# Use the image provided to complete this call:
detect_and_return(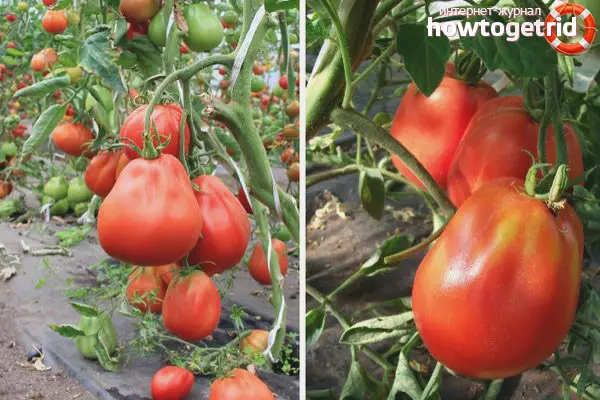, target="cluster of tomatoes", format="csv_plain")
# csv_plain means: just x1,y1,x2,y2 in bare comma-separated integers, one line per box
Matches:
389,64,584,379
